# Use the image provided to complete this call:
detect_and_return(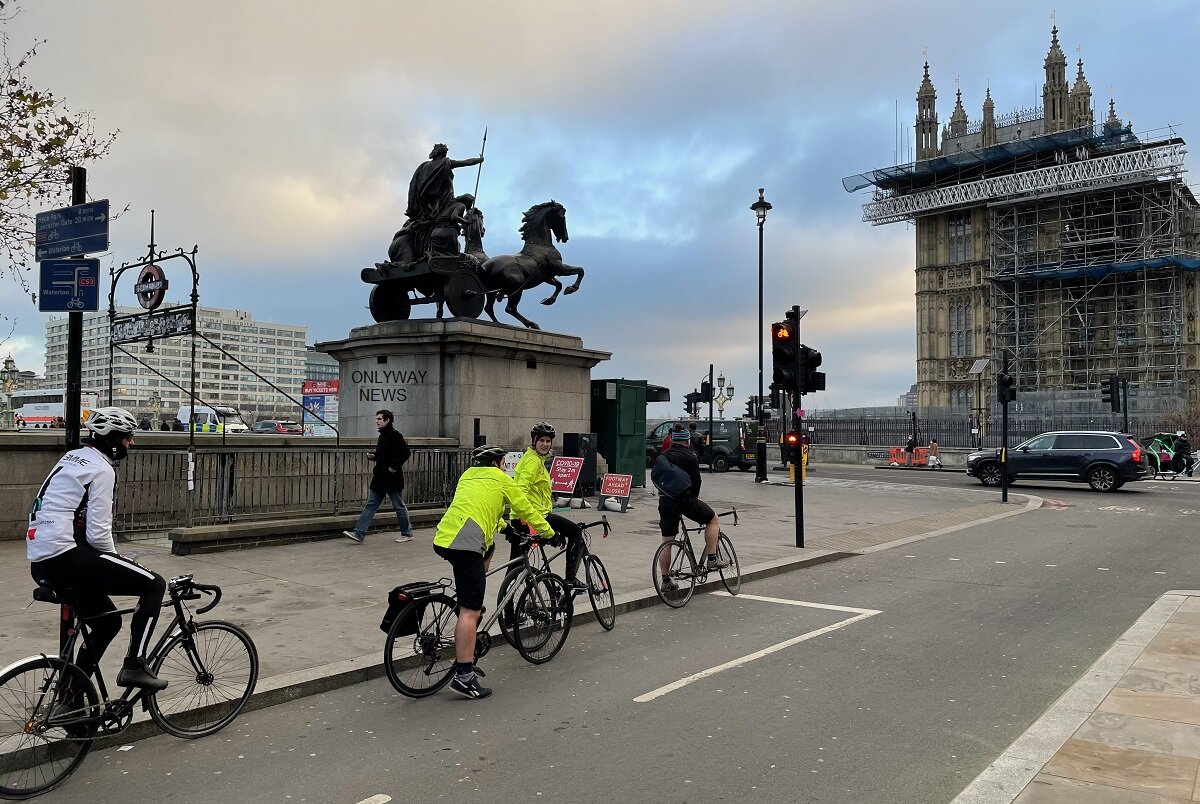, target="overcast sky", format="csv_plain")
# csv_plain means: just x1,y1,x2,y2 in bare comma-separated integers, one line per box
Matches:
3,0,1197,418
